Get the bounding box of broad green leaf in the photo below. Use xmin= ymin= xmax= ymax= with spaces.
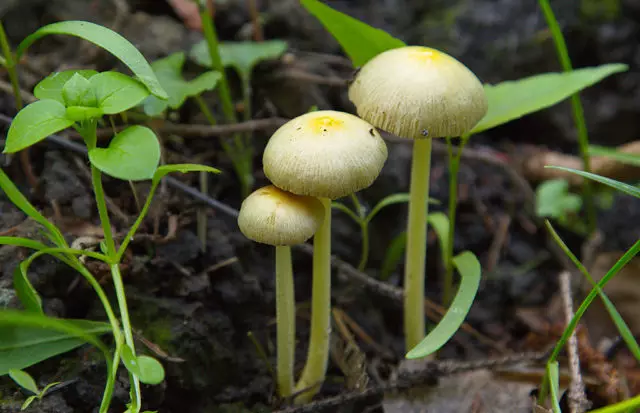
xmin=88 ymin=126 xmax=160 ymax=181
xmin=0 ymin=311 xmax=111 ymax=375
xmin=546 ymin=361 xmax=562 ymax=413
xmin=17 ymin=21 xmax=167 ymax=99
xmin=0 ymin=170 xmax=66 ymax=247
xmin=406 ymin=251 xmax=481 ymax=359
xmin=427 ymin=212 xmax=450 ymax=268
xmin=152 ymin=164 xmax=221 ymax=184
xmin=191 ymin=40 xmax=288 ymax=80
xmin=472 ymin=64 xmax=628 ymax=134
xmin=8 ymin=369 xmax=39 ymax=394
xmin=0 ymin=237 xmax=48 ymax=251
xmin=136 ymin=356 xmax=165 ymax=385
xmin=3 ymin=100 xmax=74 ymax=153
xmin=546 ymin=166 xmax=640 ymax=199
xmin=143 ymin=52 xmax=220 ymax=116
xmin=61 ymin=73 xmax=97 ymax=108
xmin=13 ymin=265 xmax=43 ymax=314
xmin=589 ymin=145 xmax=640 ymax=167
xmin=380 ymin=231 xmax=407 ymax=280
xmin=120 ymin=344 xmax=139 ymax=375
xmin=65 ymin=106 xmax=104 ymax=122
xmin=587 ymin=395 xmax=640 ymax=413
xmin=90 ymin=71 xmax=149 ymax=114
xmin=535 ymin=179 xmax=582 ymax=219
xmin=34 ymin=70 xmax=98 ymax=103
xmin=299 ymin=0 xmax=405 ymax=67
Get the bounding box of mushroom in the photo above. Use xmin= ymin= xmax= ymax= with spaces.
xmin=237 ymin=185 xmax=324 ymax=398
xmin=348 ymin=46 xmax=488 ymax=352
xmin=263 ymin=110 xmax=388 ymax=401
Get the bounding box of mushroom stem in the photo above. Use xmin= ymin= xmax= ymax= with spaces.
xmin=404 ymin=137 xmax=433 ymax=351
xmin=275 ymin=245 xmax=295 ymax=397
xmin=294 ymin=197 xmax=332 ymax=403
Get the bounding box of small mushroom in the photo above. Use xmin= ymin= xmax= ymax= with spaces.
xmin=238 ymin=185 xmax=324 ymax=397
xmin=262 ymin=110 xmax=388 ymax=402
xmin=348 ymin=46 xmax=488 ymax=352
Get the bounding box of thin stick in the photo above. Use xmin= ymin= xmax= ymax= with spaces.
xmin=559 ymin=270 xmax=588 ymax=413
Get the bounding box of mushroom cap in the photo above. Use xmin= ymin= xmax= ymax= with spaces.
xmin=238 ymin=185 xmax=324 ymax=246
xmin=263 ymin=110 xmax=388 ymax=199
xmin=348 ymin=46 xmax=488 ymax=139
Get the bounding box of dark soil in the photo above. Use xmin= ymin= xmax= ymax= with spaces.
xmin=1 ymin=1 xmax=639 ymax=412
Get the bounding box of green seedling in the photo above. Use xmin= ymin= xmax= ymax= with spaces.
xmin=8 ymin=369 xmax=61 ymax=410
xmin=0 ymin=21 xmax=220 ymax=413
xmin=300 ymin=0 xmax=629 ymax=360
xmin=535 ymin=178 xmax=586 ymax=234
xmin=190 ymin=18 xmax=288 ymax=198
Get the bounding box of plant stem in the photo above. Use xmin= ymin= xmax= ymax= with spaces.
xmin=295 ymin=197 xmax=332 ymax=403
xmin=0 ymin=21 xmax=22 ymax=110
xmin=404 ymin=137 xmax=432 ymax=351
xmin=538 ymin=0 xmax=596 ymax=233
xmin=275 ymin=245 xmax=295 ymax=398
xmin=349 ymin=193 xmax=369 ymax=271
xmin=443 ymin=137 xmax=463 ymax=306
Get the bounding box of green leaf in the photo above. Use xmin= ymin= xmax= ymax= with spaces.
xmin=380 ymin=231 xmax=407 ymax=280
xmin=405 ymin=251 xmax=481 ymax=359
xmin=136 ymin=356 xmax=165 ymax=385
xmin=471 ymin=64 xmax=629 ymax=134
xmin=589 ymin=145 xmax=640 ymax=167
xmin=427 ymin=212 xmax=450 ymax=268
xmin=143 ymin=52 xmax=220 ymax=116
xmin=0 ymin=311 xmax=111 ymax=375
xmin=17 ymin=21 xmax=167 ymax=99
xmin=0 ymin=170 xmax=66 ymax=247
xmin=64 ymin=106 xmax=104 ymax=122
xmin=22 ymin=395 xmax=38 ymax=410
xmin=88 ymin=126 xmax=160 ymax=181
xmin=545 ymin=166 xmax=640 ymax=199
xmin=546 ymin=361 xmax=562 ymax=413
xmin=0 ymin=237 xmax=48 ymax=251
xmin=364 ymin=193 xmax=438 ymax=225
xmin=191 ymin=40 xmax=288 ymax=80
xmin=61 ymin=72 xmax=97 ymax=108
xmin=535 ymin=179 xmax=582 ymax=219
xmin=9 ymin=369 xmax=39 ymax=394
xmin=3 ymin=100 xmax=75 ymax=153
xmin=299 ymin=0 xmax=405 ymax=67
xmin=90 ymin=71 xmax=150 ymax=114
xmin=152 ymin=164 xmax=221 ymax=184
xmin=331 ymin=201 xmax=362 ymax=224
xmin=13 ymin=265 xmax=43 ymax=314
xmin=34 ymin=70 xmax=98 ymax=103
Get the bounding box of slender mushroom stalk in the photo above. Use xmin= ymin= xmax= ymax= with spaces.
xmin=263 ymin=110 xmax=388 ymax=402
xmin=348 ymin=46 xmax=488 ymax=352
xmin=237 ymin=185 xmax=324 ymax=398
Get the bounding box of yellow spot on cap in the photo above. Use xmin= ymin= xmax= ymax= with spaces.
xmin=407 ymin=47 xmax=442 ymax=62
xmin=308 ymin=115 xmax=344 ymax=134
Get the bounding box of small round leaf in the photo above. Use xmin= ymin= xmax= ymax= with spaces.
xmin=88 ymin=126 xmax=160 ymax=181
xmin=34 ymin=70 xmax=98 ymax=103
xmin=4 ymin=100 xmax=74 ymax=153
xmin=90 ymin=71 xmax=150 ymax=114
xmin=136 ymin=355 xmax=165 ymax=385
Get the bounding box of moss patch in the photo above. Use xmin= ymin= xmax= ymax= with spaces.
xmin=580 ymin=0 xmax=620 ymax=21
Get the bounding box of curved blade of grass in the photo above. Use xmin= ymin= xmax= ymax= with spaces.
xmin=0 ymin=237 xmax=48 ymax=251
xmin=16 ymin=21 xmax=167 ymax=99
xmin=587 ymin=394 xmax=640 ymax=413
xmin=546 ymin=361 xmax=562 ymax=413
xmin=405 ymin=251 xmax=481 ymax=359
xmin=545 ymin=166 xmax=640 ymax=199
xmin=13 ymin=265 xmax=43 ymax=314
xmin=546 ymin=221 xmax=640 ymax=362
xmin=427 ymin=212 xmax=450 ymax=269
xmin=0 ymin=169 xmax=66 ymax=246
xmin=299 ymin=0 xmax=405 ymax=67
xmin=380 ymin=231 xmax=407 ymax=280
xmin=331 ymin=201 xmax=361 ymax=224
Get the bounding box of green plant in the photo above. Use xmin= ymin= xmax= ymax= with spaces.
xmin=189 ymin=0 xmax=288 ymax=200
xmin=0 ymin=21 xmax=220 ymax=413
xmin=8 ymin=369 xmax=61 ymax=410
xmin=535 ymin=178 xmax=586 ymax=233
xmin=299 ymin=0 xmax=628 ymax=360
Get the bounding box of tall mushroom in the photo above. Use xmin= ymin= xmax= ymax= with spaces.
xmin=263 ymin=110 xmax=388 ymax=401
xmin=348 ymin=46 xmax=488 ymax=352
xmin=238 ymin=185 xmax=324 ymax=398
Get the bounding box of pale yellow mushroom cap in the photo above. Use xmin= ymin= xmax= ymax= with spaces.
xmin=348 ymin=46 xmax=488 ymax=139
xmin=238 ymin=185 xmax=324 ymax=246
xmin=263 ymin=110 xmax=388 ymax=199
